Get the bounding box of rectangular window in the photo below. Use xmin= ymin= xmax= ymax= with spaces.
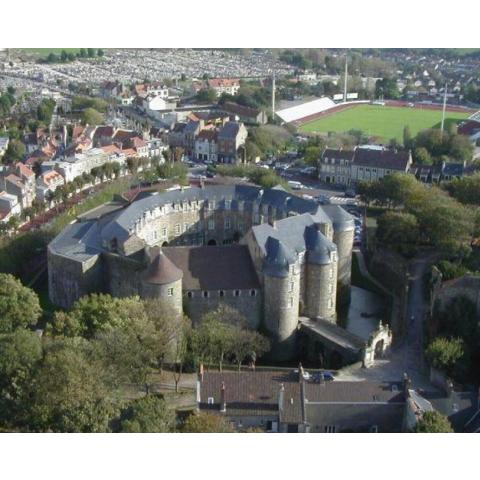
xmin=207 ymin=397 xmax=214 ymax=405
xmin=325 ymin=425 xmax=336 ymax=433
xmin=329 ymin=283 xmax=333 ymax=294
xmin=184 ymin=223 xmax=189 ymax=232
xmin=289 ymin=297 xmax=294 ymax=308
xmin=167 ymin=288 xmax=174 ymax=296
xmin=329 ymin=268 xmax=333 ymax=279
xmin=289 ymin=282 xmax=294 ymax=293
xmin=187 ymin=291 xmax=194 ymax=299
xmin=224 ymin=218 xmax=231 ymax=229
xmin=234 ymin=290 xmax=241 ymax=297
xmin=203 ymin=291 xmax=209 ymax=298
xmin=175 ymin=224 xmax=180 ymax=234
xmin=328 ymin=298 xmax=333 ymax=309
xmin=250 ymin=289 xmax=256 ymax=297
xmin=162 ymin=227 xmax=167 ymax=237
xmin=225 ymin=199 xmax=231 ymax=210
xmin=208 ymin=219 xmax=215 ymax=230
xmin=219 ymin=290 xmax=225 ymax=298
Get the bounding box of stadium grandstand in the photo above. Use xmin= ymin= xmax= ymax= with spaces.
xmin=469 ymin=110 xmax=480 ymax=122
xmin=276 ymin=97 xmax=336 ymax=123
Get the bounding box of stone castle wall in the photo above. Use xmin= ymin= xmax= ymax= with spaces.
xmin=183 ymin=288 xmax=262 ymax=328
xmin=264 ymin=269 xmax=301 ymax=360
xmin=48 ymin=248 xmax=103 ymax=309
xmin=304 ymin=259 xmax=338 ymax=320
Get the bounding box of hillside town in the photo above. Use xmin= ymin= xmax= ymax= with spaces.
xmin=1 ymin=47 xmax=480 ymax=437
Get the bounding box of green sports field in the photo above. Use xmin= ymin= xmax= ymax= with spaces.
xmin=299 ymin=104 xmax=470 ymax=141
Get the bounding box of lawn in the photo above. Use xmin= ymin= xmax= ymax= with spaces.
xmin=299 ymin=104 xmax=470 ymax=141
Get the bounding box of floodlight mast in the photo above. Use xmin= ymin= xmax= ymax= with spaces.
xmin=441 ymin=83 xmax=448 ymax=134
xmin=344 ymin=55 xmax=348 ymax=103
xmin=272 ymin=70 xmax=276 ymax=120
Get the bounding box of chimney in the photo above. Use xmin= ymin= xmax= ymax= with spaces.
xmin=403 ymin=372 xmax=411 ymax=397
xmin=199 ymin=363 xmax=204 ymax=382
xmin=298 ymin=363 xmax=304 ymax=383
xmin=278 ymin=383 xmax=285 ymax=413
xmin=220 ymin=381 xmax=226 ymax=413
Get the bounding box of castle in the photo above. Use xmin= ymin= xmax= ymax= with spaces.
xmin=48 ymin=184 xmax=354 ymax=359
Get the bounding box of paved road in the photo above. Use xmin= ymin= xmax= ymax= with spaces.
xmin=337 ymin=252 xmax=438 ymax=390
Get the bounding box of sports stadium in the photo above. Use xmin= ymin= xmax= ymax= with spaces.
xmin=276 ymin=97 xmax=478 ymax=142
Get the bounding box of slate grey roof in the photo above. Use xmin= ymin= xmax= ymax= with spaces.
xmin=218 ymin=121 xmax=240 ymax=139
xmin=321 ymin=204 xmax=355 ymax=232
xmin=252 ymin=212 xmax=337 ymax=273
xmin=50 ymin=185 xmax=344 ymax=268
xmin=199 ymin=371 xmax=407 ymax=431
xmin=143 ymin=248 xmax=183 ymax=285
xmin=48 ymin=220 xmax=103 ymax=263
xmin=263 ymin=237 xmax=295 ymax=278
xmin=163 ymin=245 xmax=260 ymax=290
xmin=322 ymin=148 xmax=355 ymax=161
xmin=100 ymin=185 xmax=321 ymax=244
xmin=353 ymin=148 xmax=411 ymax=171
xmin=304 ymin=225 xmax=337 ymax=265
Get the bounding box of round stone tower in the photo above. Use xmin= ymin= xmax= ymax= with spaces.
xmin=141 ymin=248 xmax=183 ymax=318
xmin=304 ymin=226 xmax=338 ymax=321
xmin=327 ymin=206 xmax=355 ymax=305
xmin=263 ymin=237 xmax=300 ymax=361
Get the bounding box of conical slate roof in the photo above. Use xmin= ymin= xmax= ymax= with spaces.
xmin=143 ymin=249 xmax=183 ymax=285
xmin=305 ymin=225 xmax=336 ymax=265
xmin=322 ymin=205 xmax=355 ymax=232
xmin=263 ymin=237 xmax=294 ymax=278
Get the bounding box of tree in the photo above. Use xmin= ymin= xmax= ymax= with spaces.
xmin=3 ymin=139 xmax=25 ymax=163
xmin=0 ymin=274 xmax=42 ymax=333
xmin=377 ymin=211 xmax=419 ymax=253
xmin=0 ymin=329 xmax=42 ymax=424
xmin=449 ymin=134 xmax=474 ymax=162
xmin=181 ymin=412 xmax=234 ymax=433
xmin=29 ymin=337 xmax=114 ymax=432
xmin=403 ymin=125 xmax=413 ymax=149
xmin=196 ymin=89 xmax=218 ymax=103
xmin=425 ymin=337 xmax=464 ymax=374
xmin=119 ymin=395 xmax=175 ymax=433
xmin=172 ymin=315 xmax=191 ymax=393
xmin=303 ymin=145 xmax=323 ymax=168
xmin=413 ymin=147 xmax=432 ymax=165
xmin=87 ymin=48 xmax=96 ymax=58
xmin=230 ymin=328 xmax=270 ymax=371
xmin=97 ymin=49 xmax=104 ymax=57
xmin=94 ymin=314 xmax=158 ymax=392
xmin=414 ymin=411 xmax=453 ymax=433
xmin=48 ymin=293 xmax=146 ymax=338
xmin=143 ymin=299 xmax=180 ymax=372
xmin=81 ymin=107 xmax=103 ymax=126
xmin=37 ymin=98 xmax=56 ymax=123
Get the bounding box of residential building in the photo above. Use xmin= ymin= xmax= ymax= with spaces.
xmin=36 ymin=170 xmax=65 ymax=202
xmin=220 ymin=102 xmax=268 ymax=125
xmin=0 ymin=137 xmax=9 ymax=158
xmin=319 ymin=146 xmax=412 ymax=186
xmin=207 ymin=78 xmax=240 ymax=97
xmin=217 ymin=121 xmax=248 ymax=164
xmin=197 ymin=369 xmax=409 ymax=433
xmin=194 ymin=130 xmax=217 ymax=162
xmin=1 ymin=173 xmax=33 ymax=209
xmin=0 ymin=191 xmax=21 ymax=221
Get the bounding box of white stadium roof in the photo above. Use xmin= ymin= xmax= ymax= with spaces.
xmin=276 ymin=97 xmax=336 ymax=123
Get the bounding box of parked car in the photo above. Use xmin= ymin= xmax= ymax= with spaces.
xmin=344 ymin=189 xmax=356 ymax=198
xmin=288 ymin=180 xmax=303 ymax=190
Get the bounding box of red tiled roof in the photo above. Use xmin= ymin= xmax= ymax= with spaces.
xmin=16 ymin=162 xmax=35 ymax=178
xmin=208 ymin=78 xmax=240 ymax=89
